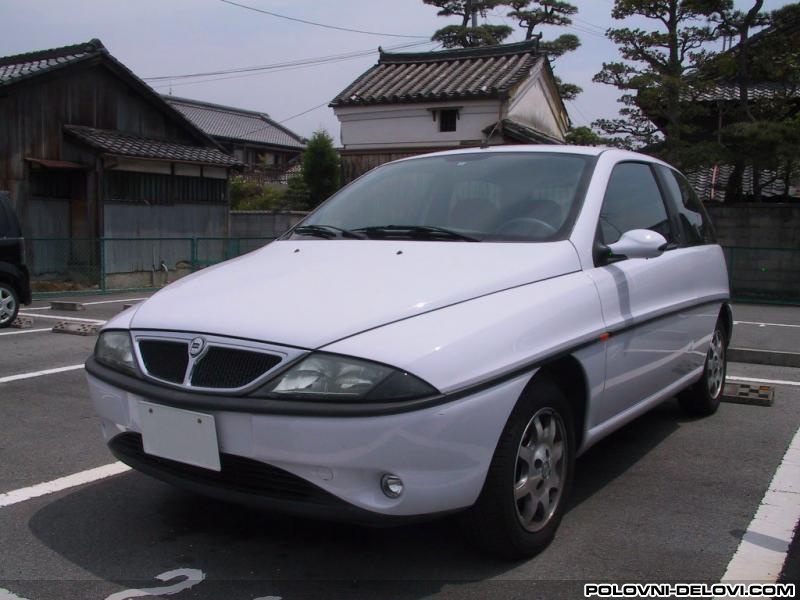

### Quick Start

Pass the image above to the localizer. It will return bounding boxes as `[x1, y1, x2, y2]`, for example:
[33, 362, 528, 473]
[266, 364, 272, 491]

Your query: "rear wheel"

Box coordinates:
[679, 321, 727, 416]
[461, 376, 575, 559]
[0, 283, 19, 328]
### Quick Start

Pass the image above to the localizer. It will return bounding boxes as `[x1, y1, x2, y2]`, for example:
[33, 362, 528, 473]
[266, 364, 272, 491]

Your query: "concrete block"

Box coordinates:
[728, 347, 800, 369]
[11, 316, 34, 329]
[51, 321, 99, 336]
[50, 301, 85, 311]
[721, 382, 774, 407]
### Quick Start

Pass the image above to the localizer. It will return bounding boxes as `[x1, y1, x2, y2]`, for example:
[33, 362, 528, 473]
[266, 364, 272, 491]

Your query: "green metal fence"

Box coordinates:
[26, 237, 275, 298]
[25, 239, 800, 305]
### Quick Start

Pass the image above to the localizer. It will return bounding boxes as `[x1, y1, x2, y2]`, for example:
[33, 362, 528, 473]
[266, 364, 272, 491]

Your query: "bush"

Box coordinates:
[230, 178, 288, 211]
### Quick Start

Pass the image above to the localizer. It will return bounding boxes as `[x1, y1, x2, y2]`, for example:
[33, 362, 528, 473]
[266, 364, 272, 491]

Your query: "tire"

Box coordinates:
[461, 376, 575, 559]
[678, 320, 727, 416]
[0, 282, 20, 329]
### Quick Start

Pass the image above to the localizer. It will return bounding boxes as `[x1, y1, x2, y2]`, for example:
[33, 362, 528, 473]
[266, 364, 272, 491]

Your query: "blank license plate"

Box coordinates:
[138, 401, 221, 471]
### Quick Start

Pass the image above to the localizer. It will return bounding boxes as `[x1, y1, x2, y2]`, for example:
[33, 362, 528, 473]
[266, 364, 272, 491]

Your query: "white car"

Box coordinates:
[86, 146, 731, 558]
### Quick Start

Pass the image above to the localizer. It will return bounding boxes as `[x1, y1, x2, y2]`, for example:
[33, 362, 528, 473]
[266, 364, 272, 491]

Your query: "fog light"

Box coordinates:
[380, 474, 404, 498]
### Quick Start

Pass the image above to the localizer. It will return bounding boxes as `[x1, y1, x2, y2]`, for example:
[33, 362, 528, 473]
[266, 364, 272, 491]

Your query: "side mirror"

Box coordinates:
[606, 229, 667, 260]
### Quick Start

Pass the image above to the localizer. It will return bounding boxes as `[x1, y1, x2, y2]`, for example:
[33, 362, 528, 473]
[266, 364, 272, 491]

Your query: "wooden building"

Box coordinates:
[330, 40, 570, 183]
[165, 96, 305, 184]
[0, 39, 241, 241]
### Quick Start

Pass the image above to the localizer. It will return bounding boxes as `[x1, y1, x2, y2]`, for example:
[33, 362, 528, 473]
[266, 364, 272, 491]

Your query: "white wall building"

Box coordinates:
[330, 40, 570, 182]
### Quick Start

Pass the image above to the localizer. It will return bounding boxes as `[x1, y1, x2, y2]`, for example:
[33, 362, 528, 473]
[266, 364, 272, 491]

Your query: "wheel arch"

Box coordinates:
[719, 301, 733, 343]
[532, 355, 589, 451]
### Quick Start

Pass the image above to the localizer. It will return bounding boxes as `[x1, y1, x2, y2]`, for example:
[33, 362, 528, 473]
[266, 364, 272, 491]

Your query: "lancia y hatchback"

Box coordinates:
[86, 146, 731, 558]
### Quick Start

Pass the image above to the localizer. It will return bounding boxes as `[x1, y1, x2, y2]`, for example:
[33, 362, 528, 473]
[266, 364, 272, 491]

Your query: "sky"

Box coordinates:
[0, 0, 793, 145]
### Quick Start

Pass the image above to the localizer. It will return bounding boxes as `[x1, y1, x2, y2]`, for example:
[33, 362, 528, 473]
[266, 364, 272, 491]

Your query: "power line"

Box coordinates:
[566, 99, 591, 126]
[147, 41, 434, 89]
[278, 101, 332, 124]
[145, 49, 378, 81]
[218, 0, 429, 39]
[144, 41, 428, 82]
[572, 16, 607, 34]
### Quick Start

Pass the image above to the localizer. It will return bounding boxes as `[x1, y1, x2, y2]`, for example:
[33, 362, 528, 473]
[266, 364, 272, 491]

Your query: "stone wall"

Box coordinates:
[704, 203, 800, 303]
[229, 210, 306, 239]
[705, 203, 800, 249]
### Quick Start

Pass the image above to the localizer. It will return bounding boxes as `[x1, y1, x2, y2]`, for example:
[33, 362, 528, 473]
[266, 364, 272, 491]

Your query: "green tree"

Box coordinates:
[703, 0, 776, 201]
[565, 126, 614, 147]
[708, 3, 800, 201]
[507, 0, 582, 100]
[592, 0, 730, 163]
[302, 130, 340, 209]
[424, 0, 513, 47]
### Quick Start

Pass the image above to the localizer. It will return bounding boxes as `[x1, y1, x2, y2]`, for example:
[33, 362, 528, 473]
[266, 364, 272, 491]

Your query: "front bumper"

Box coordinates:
[86, 358, 531, 519]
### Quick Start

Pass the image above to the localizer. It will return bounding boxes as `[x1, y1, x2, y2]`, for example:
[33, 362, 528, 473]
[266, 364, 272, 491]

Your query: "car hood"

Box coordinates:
[129, 240, 581, 348]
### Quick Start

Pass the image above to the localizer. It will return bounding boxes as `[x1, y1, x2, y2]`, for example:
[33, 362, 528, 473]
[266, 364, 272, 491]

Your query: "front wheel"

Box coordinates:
[461, 376, 575, 559]
[0, 283, 19, 329]
[679, 321, 727, 416]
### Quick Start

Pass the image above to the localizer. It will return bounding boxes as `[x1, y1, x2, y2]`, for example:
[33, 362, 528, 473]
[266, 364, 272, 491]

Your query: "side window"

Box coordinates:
[0, 195, 21, 238]
[599, 163, 673, 245]
[660, 167, 715, 245]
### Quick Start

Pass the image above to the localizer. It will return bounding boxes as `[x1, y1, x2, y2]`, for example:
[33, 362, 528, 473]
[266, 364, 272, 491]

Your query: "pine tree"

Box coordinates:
[592, 0, 730, 163]
[424, 0, 513, 48]
[507, 0, 582, 100]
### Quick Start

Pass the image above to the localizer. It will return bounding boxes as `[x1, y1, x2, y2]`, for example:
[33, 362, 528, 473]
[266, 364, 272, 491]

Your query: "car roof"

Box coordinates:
[389, 144, 672, 169]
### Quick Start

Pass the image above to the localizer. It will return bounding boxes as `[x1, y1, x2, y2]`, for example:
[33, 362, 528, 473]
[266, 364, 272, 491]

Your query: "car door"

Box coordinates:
[585, 161, 701, 427]
[654, 165, 729, 370]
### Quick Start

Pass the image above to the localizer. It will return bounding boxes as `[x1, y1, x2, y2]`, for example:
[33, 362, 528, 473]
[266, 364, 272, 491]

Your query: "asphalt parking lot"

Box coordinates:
[1, 294, 798, 599]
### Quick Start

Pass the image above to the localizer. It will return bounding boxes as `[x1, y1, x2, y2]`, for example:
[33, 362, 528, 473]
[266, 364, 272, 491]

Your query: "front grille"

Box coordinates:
[139, 340, 189, 383]
[110, 432, 342, 505]
[190, 346, 282, 389]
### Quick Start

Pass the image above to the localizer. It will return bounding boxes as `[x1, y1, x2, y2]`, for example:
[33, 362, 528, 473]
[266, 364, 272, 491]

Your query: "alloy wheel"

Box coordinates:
[514, 407, 567, 533]
[706, 329, 725, 399]
[0, 285, 16, 326]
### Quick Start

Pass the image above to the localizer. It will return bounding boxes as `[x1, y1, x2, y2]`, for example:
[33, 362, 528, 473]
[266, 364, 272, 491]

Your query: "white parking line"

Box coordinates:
[0, 328, 51, 337]
[718, 425, 800, 584]
[17, 313, 106, 324]
[0, 364, 85, 384]
[734, 320, 800, 329]
[727, 376, 800, 388]
[0, 462, 130, 508]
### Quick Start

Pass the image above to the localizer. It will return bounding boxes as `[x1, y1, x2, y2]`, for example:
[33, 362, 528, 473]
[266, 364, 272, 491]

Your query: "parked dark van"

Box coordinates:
[0, 193, 31, 327]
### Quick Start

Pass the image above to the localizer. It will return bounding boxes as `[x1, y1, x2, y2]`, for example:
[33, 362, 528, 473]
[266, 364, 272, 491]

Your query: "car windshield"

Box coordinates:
[293, 152, 594, 242]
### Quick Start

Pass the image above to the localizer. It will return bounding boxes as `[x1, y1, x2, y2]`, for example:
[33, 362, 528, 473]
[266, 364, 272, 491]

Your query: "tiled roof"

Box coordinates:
[330, 40, 543, 107]
[64, 125, 241, 167]
[166, 96, 305, 150]
[0, 39, 105, 87]
[687, 164, 796, 202]
[687, 82, 799, 102]
[0, 40, 226, 152]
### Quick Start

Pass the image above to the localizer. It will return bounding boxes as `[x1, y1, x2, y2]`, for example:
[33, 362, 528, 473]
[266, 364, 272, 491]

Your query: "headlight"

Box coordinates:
[257, 353, 438, 402]
[95, 330, 137, 375]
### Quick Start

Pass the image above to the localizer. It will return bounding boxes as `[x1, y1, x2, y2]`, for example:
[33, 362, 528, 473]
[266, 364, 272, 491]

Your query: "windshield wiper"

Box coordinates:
[353, 225, 480, 242]
[293, 224, 366, 239]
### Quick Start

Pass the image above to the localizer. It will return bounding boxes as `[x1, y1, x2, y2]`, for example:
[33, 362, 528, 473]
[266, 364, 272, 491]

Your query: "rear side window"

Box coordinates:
[658, 167, 715, 245]
[599, 163, 674, 245]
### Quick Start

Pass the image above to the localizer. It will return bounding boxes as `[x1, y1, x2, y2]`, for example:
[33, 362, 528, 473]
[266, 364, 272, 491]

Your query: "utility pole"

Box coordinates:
[471, 5, 478, 27]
